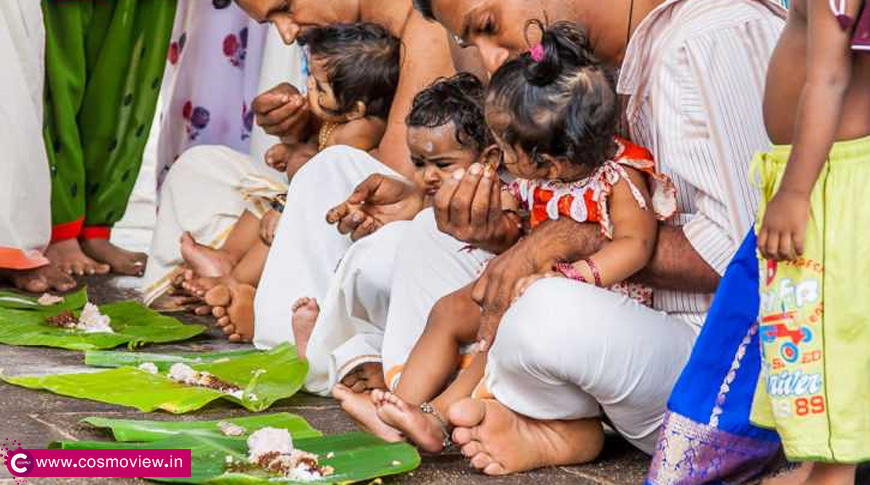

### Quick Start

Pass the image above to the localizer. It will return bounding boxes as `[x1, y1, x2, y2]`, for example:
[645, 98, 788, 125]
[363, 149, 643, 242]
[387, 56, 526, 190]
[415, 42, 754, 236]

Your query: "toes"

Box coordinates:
[292, 297, 310, 311]
[204, 285, 232, 306]
[93, 263, 110, 275]
[228, 333, 242, 342]
[350, 381, 367, 393]
[222, 324, 236, 335]
[460, 440, 483, 458]
[370, 389, 384, 404]
[212, 306, 227, 318]
[70, 262, 85, 276]
[194, 305, 212, 316]
[447, 398, 487, 428]
[453, 427, 474, 447]
[482, 461, 508, 476]
[217, 316, 230, 327]
[470, 451, 495, 470]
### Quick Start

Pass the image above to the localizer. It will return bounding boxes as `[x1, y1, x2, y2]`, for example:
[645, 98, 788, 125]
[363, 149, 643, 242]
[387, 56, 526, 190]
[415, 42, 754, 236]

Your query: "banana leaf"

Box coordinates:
[82, 413, 321, 442]
[2, 344, 307, 413]
[51, 431, 421, 484]
[86, 348, 261, 371]
[0, 300, 206, 350]
[0, 286, 88, 312]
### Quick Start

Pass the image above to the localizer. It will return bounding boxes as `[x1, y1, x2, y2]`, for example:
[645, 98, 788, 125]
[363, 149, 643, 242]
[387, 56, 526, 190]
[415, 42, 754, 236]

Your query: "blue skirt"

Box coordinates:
[647, 231, 782, 484]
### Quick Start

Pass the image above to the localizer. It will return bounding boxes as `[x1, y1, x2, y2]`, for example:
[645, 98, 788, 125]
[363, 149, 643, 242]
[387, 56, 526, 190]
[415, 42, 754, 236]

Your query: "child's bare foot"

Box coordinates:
[45, 239, 110, 276]
[333, 384, 403, 442]
[291, 297, 319, 360]
[204, 284, 255, 342]
[341, 362, 387, 393]
[373, 390, 448, 453]
[180, 232, 234, 278]
[0, 265, 77, 293]
[181, 269, 224, 298]
[80, 238, 147, 276]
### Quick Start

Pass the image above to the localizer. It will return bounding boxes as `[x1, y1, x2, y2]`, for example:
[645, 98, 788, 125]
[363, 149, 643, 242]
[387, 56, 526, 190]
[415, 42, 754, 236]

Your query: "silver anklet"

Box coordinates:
[419, 402, 453, 450]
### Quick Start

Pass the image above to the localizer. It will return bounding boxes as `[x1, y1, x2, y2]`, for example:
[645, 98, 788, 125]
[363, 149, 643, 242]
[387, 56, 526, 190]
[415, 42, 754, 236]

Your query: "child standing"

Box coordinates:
[753, 0, 870, 482]
[369, 22, 677, 452]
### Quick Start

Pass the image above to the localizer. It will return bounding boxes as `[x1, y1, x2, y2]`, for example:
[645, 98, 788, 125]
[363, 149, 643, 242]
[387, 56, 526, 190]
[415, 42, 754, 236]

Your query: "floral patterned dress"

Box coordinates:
[507, 138, 677, 306]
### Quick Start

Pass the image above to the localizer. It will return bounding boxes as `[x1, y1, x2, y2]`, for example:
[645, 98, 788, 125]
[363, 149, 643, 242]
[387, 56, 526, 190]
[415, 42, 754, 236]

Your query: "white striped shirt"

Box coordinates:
[617, 0, 786, 326]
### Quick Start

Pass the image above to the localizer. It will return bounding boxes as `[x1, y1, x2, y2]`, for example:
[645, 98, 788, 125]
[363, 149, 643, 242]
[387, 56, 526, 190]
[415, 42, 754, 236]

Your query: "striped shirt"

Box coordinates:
[617, 0, 786, 326]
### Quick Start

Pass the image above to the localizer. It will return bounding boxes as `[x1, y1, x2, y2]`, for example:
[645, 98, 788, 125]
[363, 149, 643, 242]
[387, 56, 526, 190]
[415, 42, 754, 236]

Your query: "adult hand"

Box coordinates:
[326, 174, 424, 241]
[433, 164, 518, 254]
[758, 189, 811, 262]
[252, 83, 311, 142]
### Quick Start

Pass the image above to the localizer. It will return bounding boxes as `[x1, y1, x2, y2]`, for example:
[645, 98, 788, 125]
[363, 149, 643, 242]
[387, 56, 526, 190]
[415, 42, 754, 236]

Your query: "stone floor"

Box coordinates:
[0, 276, 649, 485]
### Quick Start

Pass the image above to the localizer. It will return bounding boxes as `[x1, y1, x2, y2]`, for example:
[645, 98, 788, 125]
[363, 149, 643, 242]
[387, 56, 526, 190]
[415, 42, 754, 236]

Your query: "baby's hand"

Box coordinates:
[512, 271, 563, 303]
[259, 210, 281, 246]
[265, 142, 317, 178]
[758, 189, 810, 262]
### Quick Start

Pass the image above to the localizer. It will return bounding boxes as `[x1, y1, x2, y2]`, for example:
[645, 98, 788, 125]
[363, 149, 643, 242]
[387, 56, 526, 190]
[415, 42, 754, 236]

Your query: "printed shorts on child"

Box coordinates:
[751, 135, 870, 463]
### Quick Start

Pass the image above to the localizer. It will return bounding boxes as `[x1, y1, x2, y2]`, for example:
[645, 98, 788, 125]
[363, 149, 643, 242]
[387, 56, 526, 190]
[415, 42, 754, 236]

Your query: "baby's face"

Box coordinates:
[306, 57, 344, 122]
[407, 122, 478, 202]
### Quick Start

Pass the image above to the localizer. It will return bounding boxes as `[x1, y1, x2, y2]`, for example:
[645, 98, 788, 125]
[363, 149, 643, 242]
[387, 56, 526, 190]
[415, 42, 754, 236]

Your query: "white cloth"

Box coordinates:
[484, 278, 698, 454]
[253, 146, 399, 349]
[304, 220, 410, 395]
[0, 0, 50, 270]
[617, 0, 785, 325]
[141, 146, 285, 305]
[381, 209, 491, 388]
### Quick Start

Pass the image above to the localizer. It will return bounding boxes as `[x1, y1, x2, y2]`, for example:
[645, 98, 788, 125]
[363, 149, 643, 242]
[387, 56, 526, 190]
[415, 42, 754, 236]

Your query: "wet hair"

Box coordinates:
[412, 0, 437, 21]
[406, 72, 492, 154]
[298, 23, 401, 120]
[487, 21, 618, 170]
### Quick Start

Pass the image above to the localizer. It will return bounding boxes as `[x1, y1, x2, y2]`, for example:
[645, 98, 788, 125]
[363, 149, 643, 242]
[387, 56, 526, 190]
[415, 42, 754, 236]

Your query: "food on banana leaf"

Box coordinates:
[225, 427, 334, 482]
[138, 362, 159, 374]
[45, 303, 114, 333]
[216, 421, 246, 437]
[37, 293, 65, 306]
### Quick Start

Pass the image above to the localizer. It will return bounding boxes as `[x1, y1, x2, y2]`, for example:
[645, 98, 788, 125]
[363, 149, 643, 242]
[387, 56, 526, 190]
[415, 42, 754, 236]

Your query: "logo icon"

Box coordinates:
[2, 439, 34, 483]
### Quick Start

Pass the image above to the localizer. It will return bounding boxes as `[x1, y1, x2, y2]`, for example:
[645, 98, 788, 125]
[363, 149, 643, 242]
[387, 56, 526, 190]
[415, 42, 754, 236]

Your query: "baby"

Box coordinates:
[175, 23, 401, 342]
[292, 72, 498, 365]
[368, 22, 676, 452]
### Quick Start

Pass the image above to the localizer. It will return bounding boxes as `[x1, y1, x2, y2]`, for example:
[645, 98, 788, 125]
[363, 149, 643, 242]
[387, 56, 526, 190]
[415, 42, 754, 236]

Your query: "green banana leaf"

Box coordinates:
[0, 286, 88, 312]
[2, 344, 307, 413]
[86, 348, 261, 371]
[51, 431, 421, 484]
[0, 300, 206, 350]
[82, 413, 321, 442]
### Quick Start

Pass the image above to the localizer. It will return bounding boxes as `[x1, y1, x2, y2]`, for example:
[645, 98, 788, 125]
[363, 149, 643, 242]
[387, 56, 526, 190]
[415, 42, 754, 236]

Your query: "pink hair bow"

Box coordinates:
[529, 43, 545, 62]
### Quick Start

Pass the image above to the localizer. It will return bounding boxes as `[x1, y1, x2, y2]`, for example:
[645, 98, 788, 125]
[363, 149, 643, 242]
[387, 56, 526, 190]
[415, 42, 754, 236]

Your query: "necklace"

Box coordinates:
[318, 121, 340, 151]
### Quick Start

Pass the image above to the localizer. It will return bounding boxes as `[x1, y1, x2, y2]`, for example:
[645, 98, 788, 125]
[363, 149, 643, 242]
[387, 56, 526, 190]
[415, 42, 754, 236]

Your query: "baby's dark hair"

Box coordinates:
[412, 0, 437, 21]
[488, 21, 618, 169]
[406, 72, 492, 154]
[298, 23, 400, 120]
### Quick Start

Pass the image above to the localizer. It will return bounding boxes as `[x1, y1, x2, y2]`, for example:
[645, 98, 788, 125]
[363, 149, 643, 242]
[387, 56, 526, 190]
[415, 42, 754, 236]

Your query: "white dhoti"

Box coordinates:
[0, 0, 51, 270]
[253, 146, 398, 349]
[381, 209, 492, 388]
[484, 277, 698, 453]
[141, 145, 286, 305]
[303, 220, 409, 395]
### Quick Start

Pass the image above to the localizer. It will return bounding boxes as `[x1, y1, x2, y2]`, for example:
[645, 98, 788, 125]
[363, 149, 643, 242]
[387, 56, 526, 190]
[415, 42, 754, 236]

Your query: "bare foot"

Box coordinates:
[80, 239, 147, 276]
[374, 390, 447, 453]
[45, 239, 110, 276]
[449, 398, 604, 475]
[341, 362, 387, 393]
[0, 265, 77, 293]
[291, 297, 319, 360]
[333, 384, 403, 442]
[204, 284, 255, 342]
[180, 232, 234, 278]
[181, 269, 225, 298]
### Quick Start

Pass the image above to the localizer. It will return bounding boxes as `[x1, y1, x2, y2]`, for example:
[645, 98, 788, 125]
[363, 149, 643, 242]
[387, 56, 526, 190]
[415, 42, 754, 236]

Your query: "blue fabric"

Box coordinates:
[647, 231, 781, 484]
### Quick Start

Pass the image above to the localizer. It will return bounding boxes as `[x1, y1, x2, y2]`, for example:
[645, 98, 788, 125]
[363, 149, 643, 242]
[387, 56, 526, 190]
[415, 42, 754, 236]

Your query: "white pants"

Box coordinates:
[0, 0, 50, 270]
[484, 277, 698, 453]
[253, 146, 398, 349]
[142, 145, 285, 305]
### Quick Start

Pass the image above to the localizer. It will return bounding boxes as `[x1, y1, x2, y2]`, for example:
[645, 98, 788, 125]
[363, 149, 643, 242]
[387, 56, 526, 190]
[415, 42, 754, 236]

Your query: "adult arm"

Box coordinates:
[758, 0, 858, 261]
[367, 4, 457, 178]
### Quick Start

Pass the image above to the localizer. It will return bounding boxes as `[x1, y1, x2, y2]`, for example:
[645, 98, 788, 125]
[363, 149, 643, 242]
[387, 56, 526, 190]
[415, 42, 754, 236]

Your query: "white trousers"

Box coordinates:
[485, 277, 698, 453]
[0, 0, 51, 270]
[253, 146, 398, 349]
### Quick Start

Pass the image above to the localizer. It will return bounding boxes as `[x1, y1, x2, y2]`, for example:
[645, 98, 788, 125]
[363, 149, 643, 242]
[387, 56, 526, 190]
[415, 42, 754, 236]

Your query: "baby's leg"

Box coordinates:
[230, 238, 269, 287]
[374, 352, 486, 453]
[800, 463, 856, 485]
[394, 282, 481, 406]
[180, 210, 260, 280]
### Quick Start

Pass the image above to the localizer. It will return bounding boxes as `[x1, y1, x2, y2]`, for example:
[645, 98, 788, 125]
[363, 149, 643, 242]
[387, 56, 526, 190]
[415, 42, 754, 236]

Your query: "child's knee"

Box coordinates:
[426, 287, 480, 341]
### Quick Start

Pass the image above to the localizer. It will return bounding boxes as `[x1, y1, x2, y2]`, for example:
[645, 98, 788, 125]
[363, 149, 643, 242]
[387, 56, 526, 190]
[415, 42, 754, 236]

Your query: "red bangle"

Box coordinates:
[583, 257, 603, 287]
[554, 262, 588, 283]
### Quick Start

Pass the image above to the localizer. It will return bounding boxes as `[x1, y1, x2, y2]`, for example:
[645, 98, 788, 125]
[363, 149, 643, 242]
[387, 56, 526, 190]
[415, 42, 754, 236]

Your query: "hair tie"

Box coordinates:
[529, 43, 545, 62]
